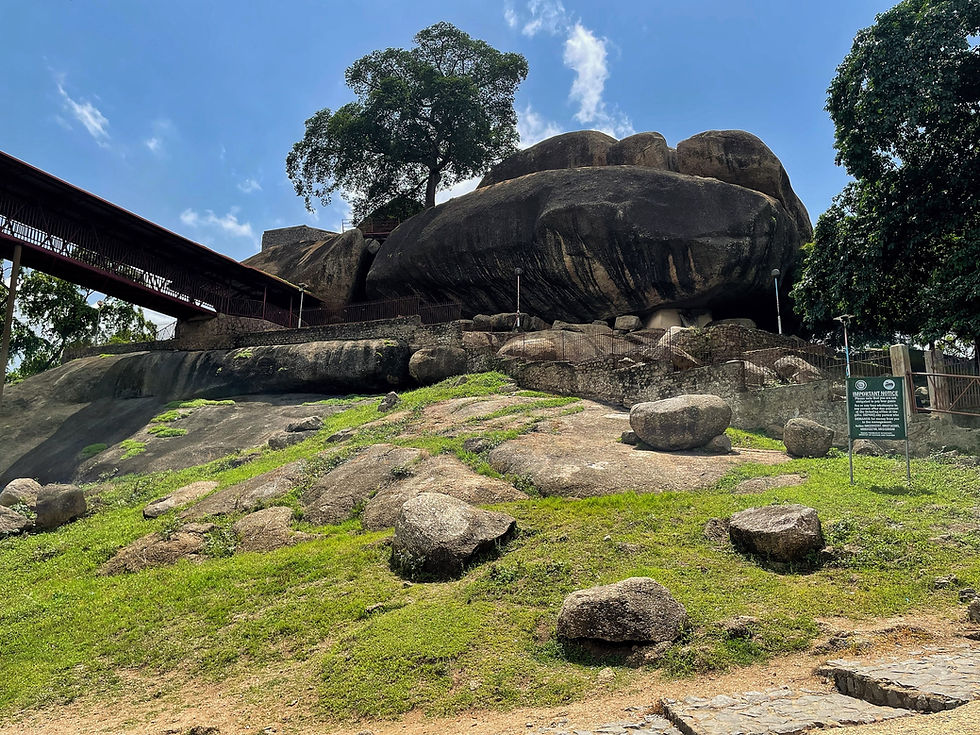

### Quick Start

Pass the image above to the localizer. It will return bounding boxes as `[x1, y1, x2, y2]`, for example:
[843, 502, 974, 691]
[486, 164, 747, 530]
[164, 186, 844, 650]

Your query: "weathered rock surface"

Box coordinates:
[0, 478, 41, 509]
[143, 481, 219, 519]
[676, 129, 812, 239]
[630, 395, 732, 451]
[701, 434, 733, 454]
[472, 312, 550, 332]
[477, 130, 616, 187]
[242, 228, 373, 316]
[728, 504, 824, 562]
[267, 430, 313, 450]
[233, 506, 313, 553]
[100, 523, 215, 575]
[497, 328, 662, 363]
[34, 484, 86, 531]
[969, 599, 980, 624]
[390, 492, 516, 580]
[607, 132, 676, 170]
[614, 315, 642, 332]
[408, 346, 468, 385]
[368, 165, 805, 323]
[0, 506, 31, 537]
[556, 577, 687, 644]
[181, 461, 306, 520]
[361, 454, 526, 531]
[286, 416, 322, 433]
[301, 444, 425, 526]
[783, 418, 835, 458]
[773, 355, 824, 384]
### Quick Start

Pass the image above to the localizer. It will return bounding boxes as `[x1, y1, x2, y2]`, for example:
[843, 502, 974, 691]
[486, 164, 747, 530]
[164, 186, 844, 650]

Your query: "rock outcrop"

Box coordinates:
[390, 492, 516, 580]
[143, 481, 219, 519]
[629, 395, 732, 451]
[181, 461, 306, 520]
[556, 577, 687, 644]
[408, 346, 468, 385]
[368, 165, 804, 323]
[100, 523, 215, 575]
[232, 506, 314, 553]
[477, 130, 617, 187]
[729, 504, 824, 562]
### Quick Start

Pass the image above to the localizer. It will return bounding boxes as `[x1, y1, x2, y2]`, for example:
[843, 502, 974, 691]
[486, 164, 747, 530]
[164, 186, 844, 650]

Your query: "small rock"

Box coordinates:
[326, 427, 356, 443]
[703, 517, 730, 543]
[267, 431, 312, 450]
[144, 481, 218, 519]
[556, 577, 687, 644]
[729, 504, 824, 563]
[497, 382, 519, 394]
[960, 588, 978, 603]
[378, 391, 401, 412]
[614, 315, 642, 332]
[34, 484, 86, 531]
[597, 667, 615, 683]
[700, 433, 732, 454]
[462, 437, 490, 454]
[233, 506, 314, 553]
[968, 599, 980, 624]
[933, 575, 960, 590]
[783, 418, 834, 458]
[286, 416, 322, 433]
[0, 478, 41, 510]
[0, 506, 32, 537]
[718, 615, 760, 638]
[853, 439, 885, 456]
[620, 430, 639, 445]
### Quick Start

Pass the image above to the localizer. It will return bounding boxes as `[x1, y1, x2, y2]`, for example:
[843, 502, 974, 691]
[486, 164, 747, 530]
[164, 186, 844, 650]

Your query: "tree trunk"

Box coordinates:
[424, 169, 441, 209]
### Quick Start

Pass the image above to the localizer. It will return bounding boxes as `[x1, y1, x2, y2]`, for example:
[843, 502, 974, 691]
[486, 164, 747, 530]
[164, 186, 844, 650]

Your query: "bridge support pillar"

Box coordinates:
[0, 243, 23, 408]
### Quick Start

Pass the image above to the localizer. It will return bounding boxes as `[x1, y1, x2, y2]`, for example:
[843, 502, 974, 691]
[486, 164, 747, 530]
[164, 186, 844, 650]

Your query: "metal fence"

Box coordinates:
[914, 352, 980, 416]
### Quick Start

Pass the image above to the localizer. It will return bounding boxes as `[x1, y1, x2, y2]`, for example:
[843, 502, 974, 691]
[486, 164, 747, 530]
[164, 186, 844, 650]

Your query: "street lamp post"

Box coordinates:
[93, 299, 104, 341]
[297, 283, 309, 328]
[514, 268, 523, 331]
[771, 268, 783, 335]
[835, 314, 855, 483]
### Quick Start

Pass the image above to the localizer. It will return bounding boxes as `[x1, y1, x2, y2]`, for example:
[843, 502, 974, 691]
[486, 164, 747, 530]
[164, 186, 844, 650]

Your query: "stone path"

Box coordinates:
[523, 647, 979, 735]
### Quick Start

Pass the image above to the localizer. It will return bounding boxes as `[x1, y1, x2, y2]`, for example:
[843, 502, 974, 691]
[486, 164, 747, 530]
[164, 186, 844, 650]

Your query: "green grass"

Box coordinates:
[726, 427, 785, 451]
[149, 410, 184, 424]
[77, 443, 108, 460]
[147, 426, 188, 438]
[1, 374, 978, 724]
[118, 440, 146, 459]
[163, 398, 236, 410]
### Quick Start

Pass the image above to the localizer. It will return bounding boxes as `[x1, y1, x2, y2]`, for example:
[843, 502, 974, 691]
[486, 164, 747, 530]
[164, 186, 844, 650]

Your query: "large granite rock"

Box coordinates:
[629, 395, 732, 451]
[478, 130, 616, 188]
[676, 129, 812, 239]
[0, 478, 41, 510]
[408, 346, 468, 385]
[729, 504, 824, 562]
[367, 165, 804, 323]
[556, 577, 687, 644]
[34, 484, 86, 531]
[242, 229, 372, 316]
[783, 418, 835, 458]
[181, 460, 306, 520]
[390, 492, 516, 580]
[606, 132, 676, 170]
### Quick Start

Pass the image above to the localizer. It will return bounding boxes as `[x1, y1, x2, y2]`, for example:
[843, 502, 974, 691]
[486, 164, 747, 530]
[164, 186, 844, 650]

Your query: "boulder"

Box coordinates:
[143, 481, 219, 519]
[379, 391, 400, 412]
[774, 355, 824, 384]
[614, 315, 642, 332]
[783, 418, 834, 458]
[478, 130, 616, 187]
[0, 478, 41, 509]
[606, 132, 675, 170]
[233, 506, 313, 553]
[0, 506, 31, 537]
[367, 165, 806, 323]
[409, 346, 469, 385]
[744, 361, 779, 386]
[267, 431, 313, 450]
[969, 599, 980, 624]
[852, 439, 885, 456]
[729, 504, 824, 562]
[676, 130, 812, 238]
[472, 312, 550, 332]
[556, 577, 687, 644]
[100, 523, 215, 575]
[390, 492, 516, 580]
[286, 416, 322, 433]
[181, 460, 305, 520]
[701, 434, 733, 454]
[629, 395, 732, 451]
[34, 484, 86, 531]
[553, 321, 613, 335]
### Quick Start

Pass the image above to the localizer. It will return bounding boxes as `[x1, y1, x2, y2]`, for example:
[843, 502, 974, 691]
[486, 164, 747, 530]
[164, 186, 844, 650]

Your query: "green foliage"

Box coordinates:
[77, 443, 108, 460]
[286, 21, 528, 216]
[793, 0, 980, 345]
[150, 410, 183, 424]
[147, 426, 188, 438]
[163, 399, 236, 409]
[119, 440, 146, 459]
[725, 428, 785, 451]
[2, 270, 157, 381]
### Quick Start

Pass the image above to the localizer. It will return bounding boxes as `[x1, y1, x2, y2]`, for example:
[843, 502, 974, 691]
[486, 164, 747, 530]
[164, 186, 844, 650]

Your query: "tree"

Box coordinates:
[792, 0, 979, 347]
[1, 270, 157, 381]
[286, 22, 528, 218]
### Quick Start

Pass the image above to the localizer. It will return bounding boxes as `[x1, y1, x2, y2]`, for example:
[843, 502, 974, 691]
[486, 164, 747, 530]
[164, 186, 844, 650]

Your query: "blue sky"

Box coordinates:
[2, 0, 897, 269]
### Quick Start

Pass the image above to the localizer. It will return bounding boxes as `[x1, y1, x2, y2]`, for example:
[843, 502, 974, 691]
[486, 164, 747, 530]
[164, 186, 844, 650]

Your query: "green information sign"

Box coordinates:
[847, 376, 907, 440]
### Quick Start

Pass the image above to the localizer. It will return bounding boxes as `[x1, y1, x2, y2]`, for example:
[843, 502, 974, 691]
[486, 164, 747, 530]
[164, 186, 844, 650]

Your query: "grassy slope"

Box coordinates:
[1, 372, 978, 722]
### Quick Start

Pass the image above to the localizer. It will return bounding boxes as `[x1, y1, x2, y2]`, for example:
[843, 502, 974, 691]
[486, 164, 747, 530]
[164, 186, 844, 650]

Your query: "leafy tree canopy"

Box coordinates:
[286, 22, 528, 219]
[792, 0, 979, 346]
[2, 270, 156, 381]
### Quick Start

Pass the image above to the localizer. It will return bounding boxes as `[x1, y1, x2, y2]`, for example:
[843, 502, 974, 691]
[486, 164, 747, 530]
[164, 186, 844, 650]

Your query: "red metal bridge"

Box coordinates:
[0, 150, 323, 326]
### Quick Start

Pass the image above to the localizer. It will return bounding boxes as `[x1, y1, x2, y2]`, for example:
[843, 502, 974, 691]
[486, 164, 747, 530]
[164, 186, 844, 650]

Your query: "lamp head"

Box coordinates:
[771, 268, 780, 278]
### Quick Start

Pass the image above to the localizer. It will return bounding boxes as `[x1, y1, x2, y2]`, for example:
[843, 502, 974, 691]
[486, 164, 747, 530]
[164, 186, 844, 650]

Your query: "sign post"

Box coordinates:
[846, 375, 911, 484]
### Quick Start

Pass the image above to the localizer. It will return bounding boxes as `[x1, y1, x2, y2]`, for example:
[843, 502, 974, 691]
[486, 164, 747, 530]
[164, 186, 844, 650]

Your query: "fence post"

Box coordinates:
[924, 348, 951, 412]
[889, 343, 914, 417]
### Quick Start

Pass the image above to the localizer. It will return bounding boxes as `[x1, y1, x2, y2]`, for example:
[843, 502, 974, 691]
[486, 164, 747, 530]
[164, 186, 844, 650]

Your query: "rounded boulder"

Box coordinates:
[408, 346, 469, 385]
[34, 484, 86, 531]
[0, 478, 41, 510]
[556, 577, 687, 644]
[729, 504, 824, 562]
[783, 418, 834, 458]
[629, 395, 732, 451]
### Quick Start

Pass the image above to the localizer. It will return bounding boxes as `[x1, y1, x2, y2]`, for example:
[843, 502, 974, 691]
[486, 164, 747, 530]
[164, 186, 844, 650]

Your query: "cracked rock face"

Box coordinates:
[556, 577, 687, 644]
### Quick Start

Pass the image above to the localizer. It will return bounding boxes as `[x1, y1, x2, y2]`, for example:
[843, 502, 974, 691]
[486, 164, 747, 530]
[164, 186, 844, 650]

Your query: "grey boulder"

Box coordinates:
[783, 418, 835, 458]
[143, 481, 219, 519]
[408, 346, 469, 385]
[0, 506, 32, 537]
[286, 416, 323, 433]
[390, 492, 516, 580]
[478, 130, 616, 187]
[774, 355, 824, 384]
[34, 484, 86, 531]
[969, 599, 980, 624]
[729, 504, 824, 562]
[556, 577, 687, 644]
[232, 506, 314, 553]
[0, 478, 41, 509]
[629, 395, 732, 451]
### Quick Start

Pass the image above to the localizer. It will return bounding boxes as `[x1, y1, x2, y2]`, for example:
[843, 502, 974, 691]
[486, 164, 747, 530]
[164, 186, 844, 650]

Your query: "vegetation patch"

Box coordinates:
[119, 440, 146, 459]
[78, 443, 108, 460]
[726, 427, 785, 451]
[164, 398, 236, 410]
[149, 410, 184, 424]
[147, 426, 188, 438]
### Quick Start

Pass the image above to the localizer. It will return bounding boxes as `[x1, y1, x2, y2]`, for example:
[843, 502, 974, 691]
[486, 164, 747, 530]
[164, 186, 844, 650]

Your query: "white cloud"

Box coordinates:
[143, 119, 176, 157]
[504, 3, 518, 29]
[57, 82, 110, 145]
[517, 104, 563, 148]
[145, 137, 162, 154]
[238, 178, 262, 194]
[179, 208, 255, 239]
[564, 24, 607, 124]
[435, 177, 480, 204]
[521, 0, 568, 37]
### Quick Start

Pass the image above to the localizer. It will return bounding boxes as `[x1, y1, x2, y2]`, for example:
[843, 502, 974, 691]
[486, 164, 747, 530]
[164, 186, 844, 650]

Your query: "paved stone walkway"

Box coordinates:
[521, 647, 979, 735]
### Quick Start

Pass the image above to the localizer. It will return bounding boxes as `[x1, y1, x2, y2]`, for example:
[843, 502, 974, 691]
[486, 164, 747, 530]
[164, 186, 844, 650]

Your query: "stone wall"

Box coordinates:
[260, 225, 336, 252]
